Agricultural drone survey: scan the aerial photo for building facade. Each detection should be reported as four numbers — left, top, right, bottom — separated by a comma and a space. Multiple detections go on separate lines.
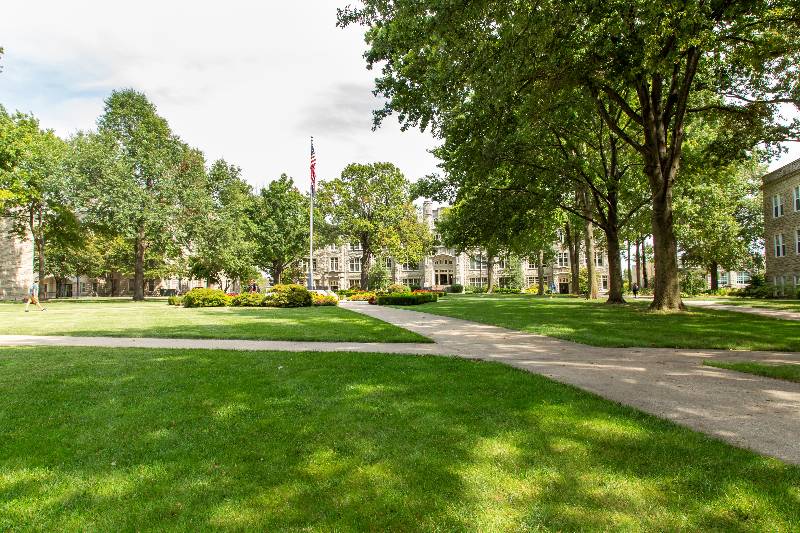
762, 157, 800, 296
306, 201, 611, 292
0, 218, 35, 300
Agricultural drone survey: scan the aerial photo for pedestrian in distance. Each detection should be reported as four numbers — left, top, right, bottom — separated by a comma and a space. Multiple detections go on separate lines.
632, 282, 640, 299
25, 279, 47, 312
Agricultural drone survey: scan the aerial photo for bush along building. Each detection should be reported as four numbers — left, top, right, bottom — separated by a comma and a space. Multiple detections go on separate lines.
762, 157, 800, 297
304, 201, 611, 293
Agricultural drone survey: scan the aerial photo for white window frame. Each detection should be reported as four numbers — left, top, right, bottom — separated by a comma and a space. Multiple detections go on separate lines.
796, 228, 800, 255
794, 185, 800, 212
558, 252, 569, 268
773, 194, 784, 218
775, 234, 786, 257
329, 257, 339, 271
348, 257, 361, 272
595, 252, 605, 267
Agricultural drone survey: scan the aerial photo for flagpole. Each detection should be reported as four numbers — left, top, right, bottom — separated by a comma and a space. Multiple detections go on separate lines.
308, 136, 315, 291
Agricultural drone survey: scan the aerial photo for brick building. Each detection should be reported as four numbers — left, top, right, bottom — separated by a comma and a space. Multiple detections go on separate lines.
762, 157, 800, 296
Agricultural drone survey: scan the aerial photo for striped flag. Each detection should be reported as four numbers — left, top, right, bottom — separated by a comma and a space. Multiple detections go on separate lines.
310, 136, 317, 194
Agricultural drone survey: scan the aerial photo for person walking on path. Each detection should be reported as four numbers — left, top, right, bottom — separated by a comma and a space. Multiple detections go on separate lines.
631, 282, 640, 299
25, 280, 47, 312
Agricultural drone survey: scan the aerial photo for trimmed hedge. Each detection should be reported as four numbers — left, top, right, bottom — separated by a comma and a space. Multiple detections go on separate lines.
265, 284, 312, 308
494, 287, 521, 294
182, 288, 230, 308
231, 292, 265, 307
376, 292, 439, 305
385, 283, 411, 294
349, 291, 376, 302
447, 284, 464, 293
167, 296, 183, 306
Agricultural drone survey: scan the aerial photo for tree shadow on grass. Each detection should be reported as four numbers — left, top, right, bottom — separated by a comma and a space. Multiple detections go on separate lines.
0, 347, 798, 530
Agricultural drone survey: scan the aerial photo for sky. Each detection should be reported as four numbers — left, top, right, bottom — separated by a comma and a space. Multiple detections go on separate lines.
0, 1, 441, 192
0, 1, 798, 193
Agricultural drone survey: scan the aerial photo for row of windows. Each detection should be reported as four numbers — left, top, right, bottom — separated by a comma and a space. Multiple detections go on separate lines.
772, 274, 800, 297
773, 230, 800, 257
771, 186, 800, 218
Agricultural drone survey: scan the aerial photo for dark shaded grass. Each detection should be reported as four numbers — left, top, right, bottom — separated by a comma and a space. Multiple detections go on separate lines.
410, 294, 800, 351
1, 346, 798, 530
704, 360, 800, 383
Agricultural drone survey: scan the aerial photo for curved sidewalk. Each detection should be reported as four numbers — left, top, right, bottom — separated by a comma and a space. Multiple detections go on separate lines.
2, 303, 799, 464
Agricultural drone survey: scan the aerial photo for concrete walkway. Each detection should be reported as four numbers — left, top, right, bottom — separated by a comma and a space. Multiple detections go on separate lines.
683, 299, 800, 321
2, 302, 799, 464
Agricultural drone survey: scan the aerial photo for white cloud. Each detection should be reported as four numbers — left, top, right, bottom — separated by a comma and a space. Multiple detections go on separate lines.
0, 1, 441, 191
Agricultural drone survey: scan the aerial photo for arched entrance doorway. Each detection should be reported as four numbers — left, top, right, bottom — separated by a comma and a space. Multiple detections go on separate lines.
432, 255, 455, 287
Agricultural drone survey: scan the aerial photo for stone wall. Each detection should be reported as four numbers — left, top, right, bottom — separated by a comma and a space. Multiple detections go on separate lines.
0, 218, 34, 300
763, 160, 800, 291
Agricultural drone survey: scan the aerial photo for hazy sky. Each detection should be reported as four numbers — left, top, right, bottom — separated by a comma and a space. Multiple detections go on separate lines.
1, 1, 797, 193
0, 1, 440, 192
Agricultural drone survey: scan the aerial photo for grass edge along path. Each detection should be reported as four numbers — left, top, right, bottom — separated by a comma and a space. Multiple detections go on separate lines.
1, 346, 798, 530
0, 301, 431, 343
405, 294, 800, 351
704, 360, 800, 383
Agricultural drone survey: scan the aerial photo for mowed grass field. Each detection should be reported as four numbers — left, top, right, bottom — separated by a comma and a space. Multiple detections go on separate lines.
704, 360, 800, 383
1, 346, 798, 530
0, 299, 428, 343
408, 294, 800, 351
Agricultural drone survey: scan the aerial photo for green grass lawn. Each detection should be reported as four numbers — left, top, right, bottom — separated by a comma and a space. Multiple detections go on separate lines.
704, 360, 800, 383
688, 297, 800, 313
407, 294, 800, 351
0, 300, 428, 343
1, 346, 798, 530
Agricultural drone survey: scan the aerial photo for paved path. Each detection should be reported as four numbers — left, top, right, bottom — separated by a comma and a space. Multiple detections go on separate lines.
683, 299, 800, 321
2, 302, 799, 464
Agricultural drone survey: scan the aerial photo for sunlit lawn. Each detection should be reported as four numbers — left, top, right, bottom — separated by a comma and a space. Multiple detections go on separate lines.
704, 360, 800, 383
688, 296, 800, 313
409, 294, 800, 351
0, 299, 428, 343
1, 346, 798, 530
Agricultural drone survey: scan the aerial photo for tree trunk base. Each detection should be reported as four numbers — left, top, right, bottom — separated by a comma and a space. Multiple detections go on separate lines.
605, 296, 627, 305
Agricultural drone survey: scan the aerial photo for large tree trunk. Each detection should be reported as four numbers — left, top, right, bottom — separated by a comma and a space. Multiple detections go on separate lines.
709, 262, 719, 291
537, 250, 545, 296
626, 240, 633, 288
133, 229, 146, 301
605, 228, 625, 304
650, 202, 684, 310
272, 261, 284, 285
635, 239, 642, 287
642, 238, 649, 288
584, 221, 598, 299
359, 239, 372, 289
565, 222, 581, 295
486, 255, 495, 294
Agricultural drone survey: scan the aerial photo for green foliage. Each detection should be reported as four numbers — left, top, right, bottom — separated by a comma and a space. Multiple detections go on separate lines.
264, 284, 312, 308
385, 283, 411, 294
679, 270, 708, 297
446, 283, 463, 294
230, 292, 266, 307
311, 293, 339, 306
377, 292, 439, 305
247, 174, 308, 284
182, 288, 230, 308
367, 263, 390, 291
493, 287, 521, 294
316, 162, 431, 287
167, 296, 183, 306
465, 285, 488, 294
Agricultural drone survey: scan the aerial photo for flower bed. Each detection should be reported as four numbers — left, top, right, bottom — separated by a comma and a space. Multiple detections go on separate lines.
312, 293, 338, 306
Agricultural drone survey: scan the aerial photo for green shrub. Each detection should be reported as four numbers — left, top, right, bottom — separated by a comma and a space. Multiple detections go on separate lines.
182, 288, 229, 308
408, 284, 422, 291
465, 285, 487, 293
447, 283, 464, 294
230, 292, 265, 307
385, 283, 411, 294
348, 291, 376, 301
167, 295, 183, 306
376, 292, 439, 305
264, 284, 312, 308
312, 293, 338, 306
493, 287, 521, 294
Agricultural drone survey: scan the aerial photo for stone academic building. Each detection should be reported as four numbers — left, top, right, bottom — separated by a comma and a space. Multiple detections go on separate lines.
763, 156, 800, 295
0, 218, 34, 300
307, 201, 611, 293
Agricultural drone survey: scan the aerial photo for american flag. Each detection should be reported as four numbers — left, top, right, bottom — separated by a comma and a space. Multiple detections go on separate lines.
310, 136, 317, 194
